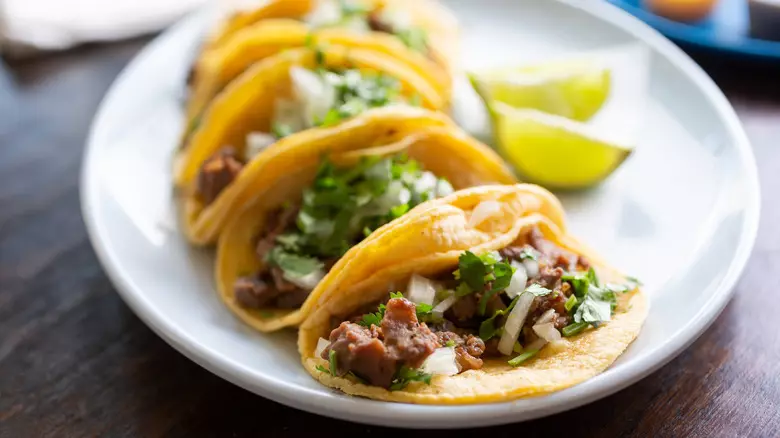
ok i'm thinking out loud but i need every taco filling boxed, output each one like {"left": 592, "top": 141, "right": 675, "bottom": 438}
{"left": 233, "top": 153, "right": 454, "bottom": 311}
{"left": 315, "top": 226, "right": 641, "bottom": 389}
{"left": 195, "top": 65, "right": 406, "bottom": 205}
{"left": 304, "top": 0, "right": 431, "bottom": 55}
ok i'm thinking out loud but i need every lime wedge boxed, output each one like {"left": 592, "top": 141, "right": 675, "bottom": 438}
{"left": 491, "top": 102, "right": 632, "bottom": 190}
{"left": 469, "top": 60, "right": 611, "bottom": 122}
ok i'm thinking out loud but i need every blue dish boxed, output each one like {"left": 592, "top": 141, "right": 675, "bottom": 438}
{"left": 609, "top": 0, "right": 780, "bottom": 59}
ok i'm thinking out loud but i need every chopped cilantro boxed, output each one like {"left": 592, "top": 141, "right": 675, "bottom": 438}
{"left": 508, "top": 349, "right": 538, "bottom": 367}
{"left": 389, "top": 366, "right": 432, "bottom": 391}
{"left": 314, "top": 46, "right": 326, "bottom": 66}
{"left": 479, "top": 295, "right": 520, "bottom": 341}
{"left": 415, "top": 302, "right": 435, "bottom": 322}
{"left": 562, "top": 322, "right": 589, "bottom": 337}
{"left": 390, "top": 292, "right": 404, "bottom": 299}
{"left": 525, "top": 283, "right": 552, "bottom": 297}
{"left": 574, "top": 296, "right": 612, "bottom": 324}
{"left": 328, "top": 349, "right": 338, "bottom": 376}
{"left": 444, "top": 340, "right": 456, "bottom": 348}
{"left": 272, "top": 122, "right": 294, "bottom": 139}
{"left": 564, "top": 294, "right": 578, "bottom": 313}
{"left": 519, "top": 248, "right": 538, "bottom": 261}
{"left": 266, "top": 154, "right": 451, "bottom": 282}
{"left": 455, "top": 251, "right": 487, "bottom": 291}
{"left": 266, "top": 247, "right": 324, "bottom": 278}
{"left": 396, "top": 27, "right": 428, "bottom": 53}
{"left": 455, "top": 251, "right": 515, "bottom": 315}
{"left": 312, "top": 68, "right": 401, "bottom": 127}
{"left": 315, "top": 364, "right": 329, "bottom": 373}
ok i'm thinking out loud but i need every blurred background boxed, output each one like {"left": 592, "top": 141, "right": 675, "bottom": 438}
{"left": 2, "top": 0, "right": 780, "bottom": 59}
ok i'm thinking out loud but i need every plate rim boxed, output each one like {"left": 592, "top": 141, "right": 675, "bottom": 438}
{"left": 80, "top": 0, "right": 760, "bottom": 428}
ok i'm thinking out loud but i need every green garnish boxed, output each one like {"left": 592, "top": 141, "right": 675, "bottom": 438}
{"left": 562, "top": 322, "right": 589, "bottom": 337}
{"left": 359, "top": 292, "right": 403, "bottom": 327}
{"left": 508, "top": 349, "right": 539, "bottom": 367}
{"left": 272, "top": 122, "right": 294, "bottom": 139}
{"left": 564, "top": 294, "right": 577, "bottom": 312}
{"left": 513, "top": 342, "right": 524, "bottom": 353}
{"left": 389, "top": 366, "right": 432, "bottom": 391}
{"left": 525, "top": 283, "right": 553, "bottom": 297}
{"left": 396, "top": 27, "right": 428, "bottom": 53}
{"left": 315, "top": 365, "right": 329, "bottom": 373}
{"left": 444, "top": 340, "right": 456, "bottom": 348}
{"left": 328, "top": 349, "right": 338, "bottom": 376}
{"left": 574, "top": 296, "right": 612, "bottom": 324}
{"left": 454, "top": 251, "right": 515, "bottom": 315}
{"left": 519, "top": 248, "right": 538, "bottom": 261}
{"left": 317, "top": 69, "right": 401, "bottom": 127}
{"left": 268, "top": 155, "right": 449, "bottom": 282}
{"left": 479, "top": 295, "right": 520, "bottom": 341}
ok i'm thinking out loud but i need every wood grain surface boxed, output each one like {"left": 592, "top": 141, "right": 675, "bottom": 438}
{"left": 0, "top": 39, "right": 778, "bottom": 438}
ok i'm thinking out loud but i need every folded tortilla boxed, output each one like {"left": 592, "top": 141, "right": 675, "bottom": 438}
{"left": 186, "top": 19, "right": 452, "bottom": 129}
{"left": 215, "top": 126, "right": 518, "bottom": 332}
{"left": 203, "top": 0, "right": 459, "bottom": 71}
{"left": 299, "top": 184, "right": 647, "bottom": 403}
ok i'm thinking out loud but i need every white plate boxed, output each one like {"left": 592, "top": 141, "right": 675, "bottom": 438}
{"left": 81, "top": 0, "right": 760, "bottom": 429}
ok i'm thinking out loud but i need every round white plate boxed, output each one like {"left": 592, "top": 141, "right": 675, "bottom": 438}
{"left": 81, "top": 0, "right": 760, "bottom": 429}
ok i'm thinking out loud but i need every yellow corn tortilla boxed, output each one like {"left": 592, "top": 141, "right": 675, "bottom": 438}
{"left": 175, "top": 45, "right": 445, "bottom": 188}
{"left": 204, "top": 0, "right": 459, "bottom": 74}
{"left": 214, "top": 126, "right": 519, "bottom": 332}
{"left": 186, "top": 18, "right": 451, "bottom": 128}
{"left": 182, "top": 106, "right": 461, "bottom": 246}
{"left": 299, "top": 184, "right": 647, "bottom": 404}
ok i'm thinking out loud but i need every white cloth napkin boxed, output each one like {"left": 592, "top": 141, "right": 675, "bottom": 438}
{"left": 0, "top": 0, "right": 208, "bottom": 57}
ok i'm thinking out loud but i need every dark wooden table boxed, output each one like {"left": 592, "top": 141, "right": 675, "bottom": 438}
{"left": 0, "top": 37, "right": 778, "bottom": 437}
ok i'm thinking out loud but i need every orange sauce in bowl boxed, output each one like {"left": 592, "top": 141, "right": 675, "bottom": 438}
{"left": 647, "top": 0, "right": 720, "bottom": 22}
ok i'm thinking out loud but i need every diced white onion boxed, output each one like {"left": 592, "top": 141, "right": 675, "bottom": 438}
{"left": 414, "top": 171, "right": 438, "bottom": 193}
{"left": 532, "top": 322, "right": 562, "bottom": 343}
{"left": 421, "top": 347, "right": 459, "bottom": 376}
{"left": 432, "top": 295, "right": 458, "bottom": 318}
{"left": 435, "top": 179, "right": 454, "bottom": 197}
{"left": 497, "top": 291, "right": 535, "bottom": 356}
{"left": 523, "top": 258, "right": 540, "bottom": 278}
{"left": 505, "top": 263, "right": 528, "bottom": 298}
{"left": 245, "top": 132, "right": 276, "bottom": 158}
{"left": 284, "top": 268, "right": 325, "bottom": 290}
{"left": 314, "top": 337, "right": 330, "bottom": 357}
{"left": 303, "top": 0, "right": 342, "bottom": 27}
{"left": 289, "top": 67, "right": 336, "bottom": 127}
{"left": 407, "top": 274, "right": 436, "bottom": 306}
{"left": 468, "top": 200, "right": 502, "bottom": 228}
{"left": 536, "top": 309, "right": 557, "bottom": 325}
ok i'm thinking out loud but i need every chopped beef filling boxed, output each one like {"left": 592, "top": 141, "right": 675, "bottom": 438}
{"left": 323, "top": 298, "right": 439, "bottom": 388}
{"left": 436, "top": 331, "right": 485, "bottom": 371}
{"left": 526, "top": 226, "right": 589, "bottom": 271}
{"left": 233, "top": 206, "right": 311, "bottom": 310}
{"left": 318, "top": 225, "right": 597, "bottom": 385}
{"left": 196, "top": 147, "right": 243, "bottom": 205}
{"left": 367, "top": 10, "right": 395, "bottom": 34}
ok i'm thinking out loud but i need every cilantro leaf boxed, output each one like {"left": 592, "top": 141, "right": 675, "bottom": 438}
{"left": 508, "top": 349, "right": 538, "bottom": 367}
{"left": 389, "top": 366, "right": 432, "bottom": 391}
{"left": 396, "top": 27, "right": 428, "bottom": 52}
{"left": 328, "top": 349, "right": 338, "bottom": 376}
{"left": 564, "top": 294, "right": 578, "bottom": 313}
{"left": 266, "top": 247, "right": 324, "bottom": 278}
{"left": 562, "top": 322, "right": 589, "bottom": 337}
{"left": 315, "top": 365, "right": 329, "bottom": 374}
{"left": 573, "top": 296, "right": 612, "bottom": 324}
{"left": 444, "top": 340, "right": 456, "bottom": 347}
{"left": 479, "top": 296, "right": 519, "bottom": 341}
{"left": 457, "top": 251, "right": 488, "bottom": 292}
{"left": 525, "top": 283, "right": 552, "bottom": 297}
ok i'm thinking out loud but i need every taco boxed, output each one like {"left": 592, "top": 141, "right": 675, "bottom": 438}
{"left": 299, "top": 184, "right": 647, "bottom": 403}
{"left": 181, "top": 105, "right": 459, "bottom": 246}
{"left": 214, "top": 127, "right": 518, "bottom": 332}
{"left": 176, "top": 43, "right": 445, "bottom": 185}
{"left": 203, "top": 0, "right": 458, "bottom": 73}
{"left": 186, "top": 16, "right": 452, "bottom": 128}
